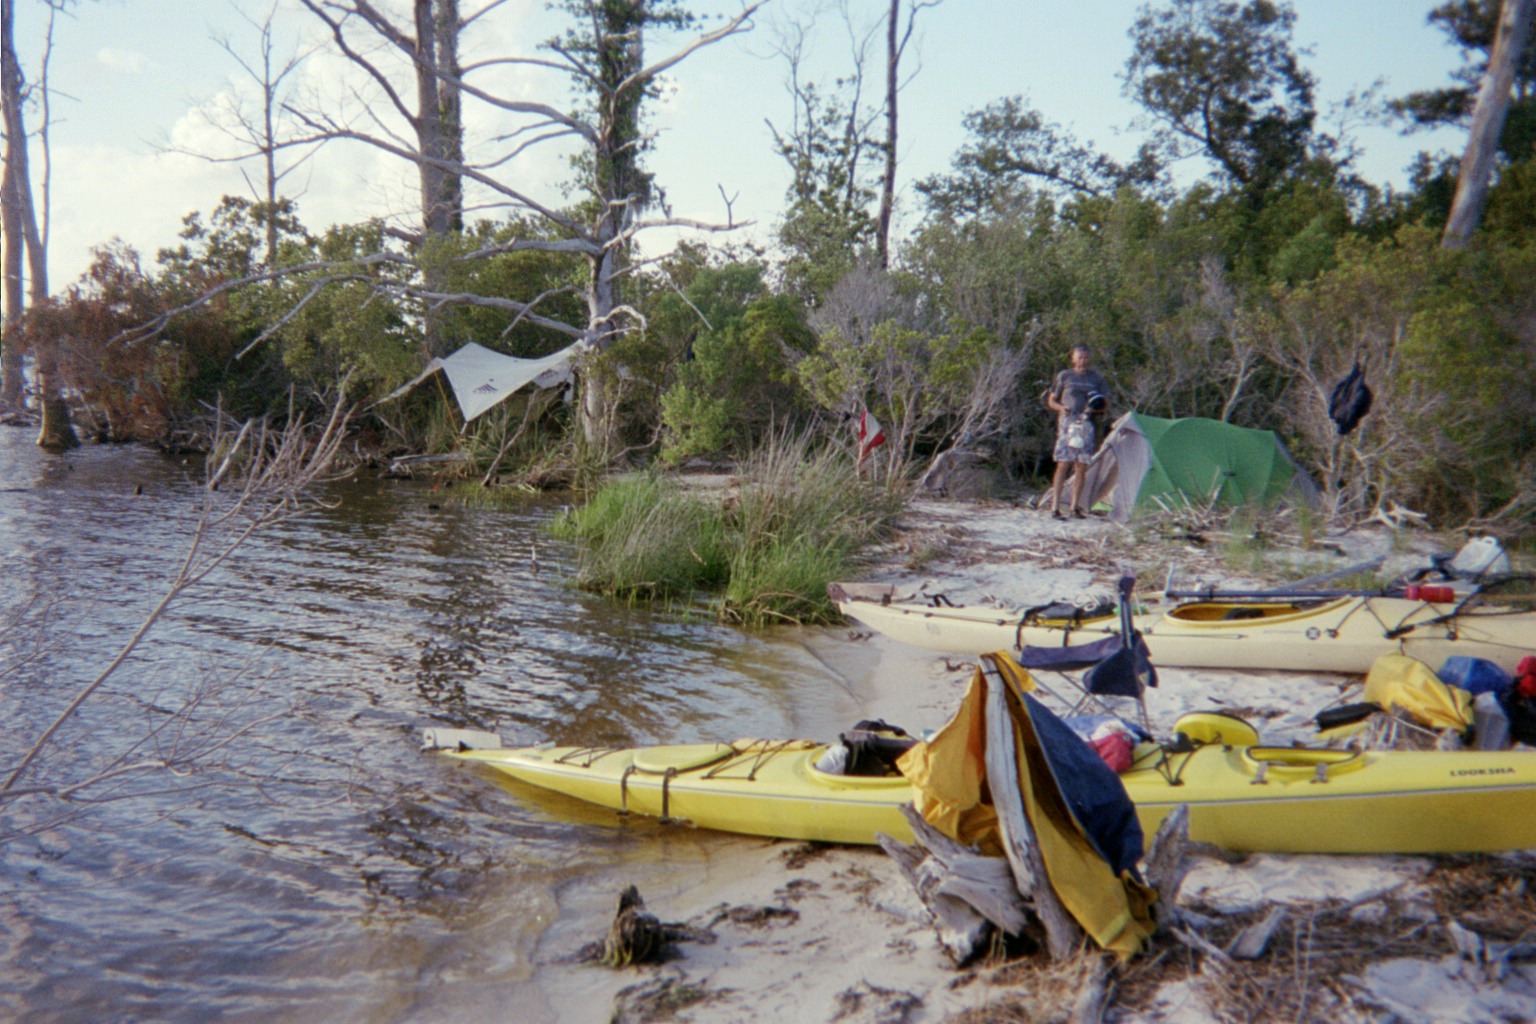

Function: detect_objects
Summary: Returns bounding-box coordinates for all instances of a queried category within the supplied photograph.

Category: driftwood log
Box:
[1069,957,1112,1024]
[602,885,668,967]
[878,806,1030,964]
[981,664,1085,961]
[1141,803,1192,912]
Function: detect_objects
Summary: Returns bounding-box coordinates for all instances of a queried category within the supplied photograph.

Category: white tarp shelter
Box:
[385,341,582,424]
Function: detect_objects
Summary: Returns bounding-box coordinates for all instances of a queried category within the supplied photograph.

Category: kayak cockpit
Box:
[1163,596,1348,624]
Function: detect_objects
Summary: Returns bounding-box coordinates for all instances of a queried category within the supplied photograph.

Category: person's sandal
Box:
[1072,509,1087,519]
[1052,510,1066,521]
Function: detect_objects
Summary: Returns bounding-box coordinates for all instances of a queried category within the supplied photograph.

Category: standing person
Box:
[1046,345,1110,519]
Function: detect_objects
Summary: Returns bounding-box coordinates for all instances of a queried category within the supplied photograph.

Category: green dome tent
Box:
[1078,413,1318,522]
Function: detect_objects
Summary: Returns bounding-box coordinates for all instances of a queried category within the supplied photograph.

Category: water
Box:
[0,426,881,1022]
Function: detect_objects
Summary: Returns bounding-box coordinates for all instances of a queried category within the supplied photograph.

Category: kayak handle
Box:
[1242,746,1365,784]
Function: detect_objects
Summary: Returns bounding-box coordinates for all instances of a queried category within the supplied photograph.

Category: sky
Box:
[9,0,1475,292]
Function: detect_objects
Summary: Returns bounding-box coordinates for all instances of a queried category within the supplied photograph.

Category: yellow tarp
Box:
[1364,654,1473,731]
[897,652,1157,959]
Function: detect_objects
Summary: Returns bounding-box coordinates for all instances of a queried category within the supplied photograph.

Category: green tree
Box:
[796,312,998,479]
[1124,0,1319,199]
[1262,226,1536,523]
[658,263,816,463]
[915,97,1164,219]
[770,78,883,303]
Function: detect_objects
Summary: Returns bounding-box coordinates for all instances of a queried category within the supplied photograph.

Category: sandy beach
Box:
[526,496,1536,1024]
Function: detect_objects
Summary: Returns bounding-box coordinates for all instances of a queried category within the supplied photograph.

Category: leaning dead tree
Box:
[290,0,766,452]
[1443,0,1536,249]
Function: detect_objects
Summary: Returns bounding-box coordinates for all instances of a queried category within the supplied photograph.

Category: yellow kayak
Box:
[829,582,1536,674]
[450,740,912,846]
[442,731,1536,854]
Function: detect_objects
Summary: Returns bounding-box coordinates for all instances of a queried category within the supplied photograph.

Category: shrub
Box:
[550,475,731,598]
[552,434,903,625]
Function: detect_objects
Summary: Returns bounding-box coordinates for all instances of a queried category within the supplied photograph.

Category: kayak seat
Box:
[1172,711,1260,748]
[1017,574,1155,734]
[1222,607,1267,621]
[1014,634,1123,672]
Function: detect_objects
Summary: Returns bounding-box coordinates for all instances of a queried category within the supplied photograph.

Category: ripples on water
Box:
[0,427,869,1022]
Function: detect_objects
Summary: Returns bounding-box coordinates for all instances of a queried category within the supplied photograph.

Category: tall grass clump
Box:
[549,474,731,599]
[552,433,904,626]
[720,433,905,626]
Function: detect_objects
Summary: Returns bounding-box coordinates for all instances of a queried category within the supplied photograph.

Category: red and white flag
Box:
[856,408,886,465]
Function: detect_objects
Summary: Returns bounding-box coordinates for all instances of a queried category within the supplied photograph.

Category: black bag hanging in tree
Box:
[1328,360,1374,436]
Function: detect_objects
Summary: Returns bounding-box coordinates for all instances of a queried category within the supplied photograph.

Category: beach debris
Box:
[1227,906,1287,960]
[879,806,1030,965]
[831,980,922,1023]
[582,887,717,969]
[980,671,1091,962]
[609,967,722,1023]
[602,886,668,967]
[882,654,1164,967]
[1447,919,1536,982]
[1069,957,1112,1024]
[1140,804,1194,917]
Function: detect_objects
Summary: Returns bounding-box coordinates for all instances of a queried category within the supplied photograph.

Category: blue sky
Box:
[12,0,1471,290]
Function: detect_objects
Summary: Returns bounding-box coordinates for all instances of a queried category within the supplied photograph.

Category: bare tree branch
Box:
[1,392,356,798]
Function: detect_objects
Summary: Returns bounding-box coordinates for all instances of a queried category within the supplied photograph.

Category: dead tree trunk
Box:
[876,0,897,270]
[299,0,466,355]
[982,668,1085,960]
[2,0,73,445]
[1443,0,1536,249]
[2,0,30,415]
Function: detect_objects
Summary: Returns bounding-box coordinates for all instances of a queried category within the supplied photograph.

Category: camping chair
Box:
[1011,574,1157,733]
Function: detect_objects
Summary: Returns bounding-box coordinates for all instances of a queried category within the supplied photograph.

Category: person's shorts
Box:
[1054,419,1096,464]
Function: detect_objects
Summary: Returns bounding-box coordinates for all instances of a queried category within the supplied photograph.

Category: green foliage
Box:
[1269,213,1338,285]
[796,317,996,474]
[1259,225,1536,523]
[916,96,1165,217]
[1483,157,1536,241]
[550,474,733,597]
[660,290,816,463]
[425,218,588,358]
[770,77,884,302]
[272,220,419,403]
[1125,0,1319,198]
[552,434,902,625]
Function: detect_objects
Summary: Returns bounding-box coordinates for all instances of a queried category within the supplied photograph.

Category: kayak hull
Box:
[451,739,1536,854]
[454,742,914,846]
[830,583,1536,674]
[1126,743,1536,854]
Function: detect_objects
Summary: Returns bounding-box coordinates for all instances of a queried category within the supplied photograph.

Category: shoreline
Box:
[527,496,1536,1023]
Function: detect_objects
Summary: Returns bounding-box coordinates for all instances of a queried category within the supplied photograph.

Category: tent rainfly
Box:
[384,341,583,425]
[1078,412,1318,522]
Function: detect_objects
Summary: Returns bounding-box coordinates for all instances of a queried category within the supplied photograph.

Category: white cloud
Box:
[96,48,153,75]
